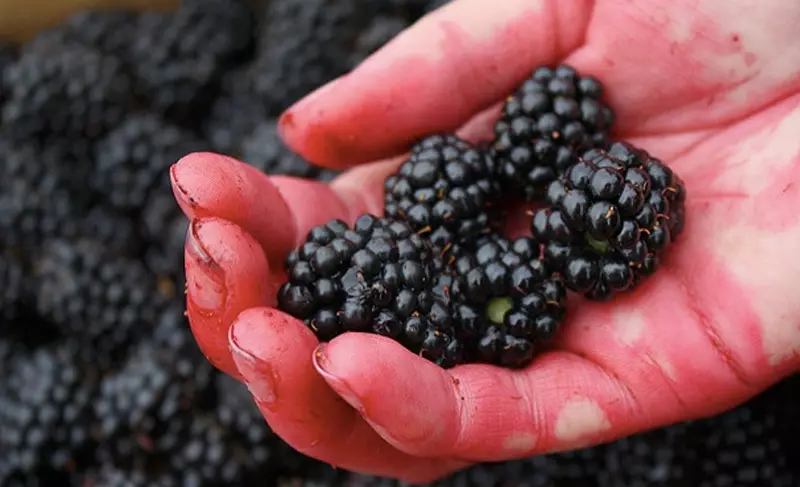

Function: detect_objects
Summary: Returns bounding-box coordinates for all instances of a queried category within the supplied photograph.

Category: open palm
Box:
[171,0,800,483]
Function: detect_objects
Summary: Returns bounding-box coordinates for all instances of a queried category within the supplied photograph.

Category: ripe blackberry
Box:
[0,246,33,325]
[244,0,369,114]
[450,235,567,368]
[56,9,139,59]
[0,342,98,478]
[492,64,615,199]
[140,191,189,283]
[384,134,500,253]
[32,238,170,368]
[202,79,268,157]
[78,464,177,487]
[277,214,465,368]
[0,139,89,251]
[1,39,135,143]
[531,141,687,300]
[91,112,208,213]
[125,0,255,126]
[240,120,340,180]
[92,327,215,470]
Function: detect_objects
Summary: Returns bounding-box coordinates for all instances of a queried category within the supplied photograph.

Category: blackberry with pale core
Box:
[384,134,500,253]
[277,214,465,368]
[449,235,567,368]
[531,141,687,300]
[492,64,615,200]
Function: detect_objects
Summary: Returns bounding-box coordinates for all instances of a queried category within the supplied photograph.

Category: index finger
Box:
[278,0,592,169]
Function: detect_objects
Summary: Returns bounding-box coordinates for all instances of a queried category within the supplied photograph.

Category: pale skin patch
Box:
[553,397,612,444]
[712,223,800,366]
[713,109,800,197]
[502,432,538,455]
[614,306,678,381]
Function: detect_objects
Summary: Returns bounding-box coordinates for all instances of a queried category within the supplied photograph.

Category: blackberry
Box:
[125,0,255,126]
[56,9,139,59]
[492,64,615,199]
[0,246,33,325]
[32,238,170,368]
[92,324,215,470]
[1,39,134,143]
[243,0,369,114]
[277,214,465,368]
[140,191,190,283]
[91,112,208,213]
[531,141,687,300]
[0,342,98,479]
[202,79,268,157]
[158,412,257,485]
[450,235,568,368]
[0,41,17,104]
[240,120,340,180]
[78,464,176,487]
[384,134,500,253]
[0,139,89,251]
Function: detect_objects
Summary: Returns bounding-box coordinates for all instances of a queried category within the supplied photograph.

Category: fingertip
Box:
[315,333,461,456]
[170,151,297,263]
[184,217,271,378]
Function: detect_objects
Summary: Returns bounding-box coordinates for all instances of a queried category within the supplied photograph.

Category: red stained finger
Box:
[278,0,592,169]
[184,218,272,379]
[229,309,466,483]
[170,152,296,263]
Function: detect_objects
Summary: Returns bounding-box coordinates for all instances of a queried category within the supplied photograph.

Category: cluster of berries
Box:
[278,64,688,369]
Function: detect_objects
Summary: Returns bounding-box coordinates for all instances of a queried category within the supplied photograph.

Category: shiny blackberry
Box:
[1,39,134,143]
[492,64,615,200]
[0,342,98,479]
[450,235,567,368]
[277,214,464,367]
[384,134,500,253]
[91,112,208,213]
[532,141,687,300]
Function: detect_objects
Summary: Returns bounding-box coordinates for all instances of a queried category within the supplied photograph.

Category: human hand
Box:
[171,0,800,483]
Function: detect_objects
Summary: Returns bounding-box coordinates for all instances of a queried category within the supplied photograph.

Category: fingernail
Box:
[230,328,278,408]
[312,344,364,413]
[185,221,227,311]
[169,163,198,215]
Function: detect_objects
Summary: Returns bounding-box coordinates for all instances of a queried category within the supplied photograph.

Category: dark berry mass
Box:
[450,235,568,368]
[1,39,134,143]
[492,64,615,200]
[277,214,465,368]
[384,134,500,253]
[532,141,687,300]
[91,112,208,213]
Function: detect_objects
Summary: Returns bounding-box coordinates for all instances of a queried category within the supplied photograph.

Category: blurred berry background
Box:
[0,0,796,486]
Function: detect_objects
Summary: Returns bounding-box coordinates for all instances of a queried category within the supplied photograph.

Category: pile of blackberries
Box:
[279,65,687,369]
[0,1,796,486]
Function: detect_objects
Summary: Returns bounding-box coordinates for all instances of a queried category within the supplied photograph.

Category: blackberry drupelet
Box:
[0,342,98,480]
[91,112,208,213]
[240,120,340,180]
[450,235,567,368]
[1,39,134,143]
[531,141,687,300]
[125,0,254,127]
[492,64,615,200]
[384,134,500,253]
[33,238,170,368]
[277,214,465,368]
